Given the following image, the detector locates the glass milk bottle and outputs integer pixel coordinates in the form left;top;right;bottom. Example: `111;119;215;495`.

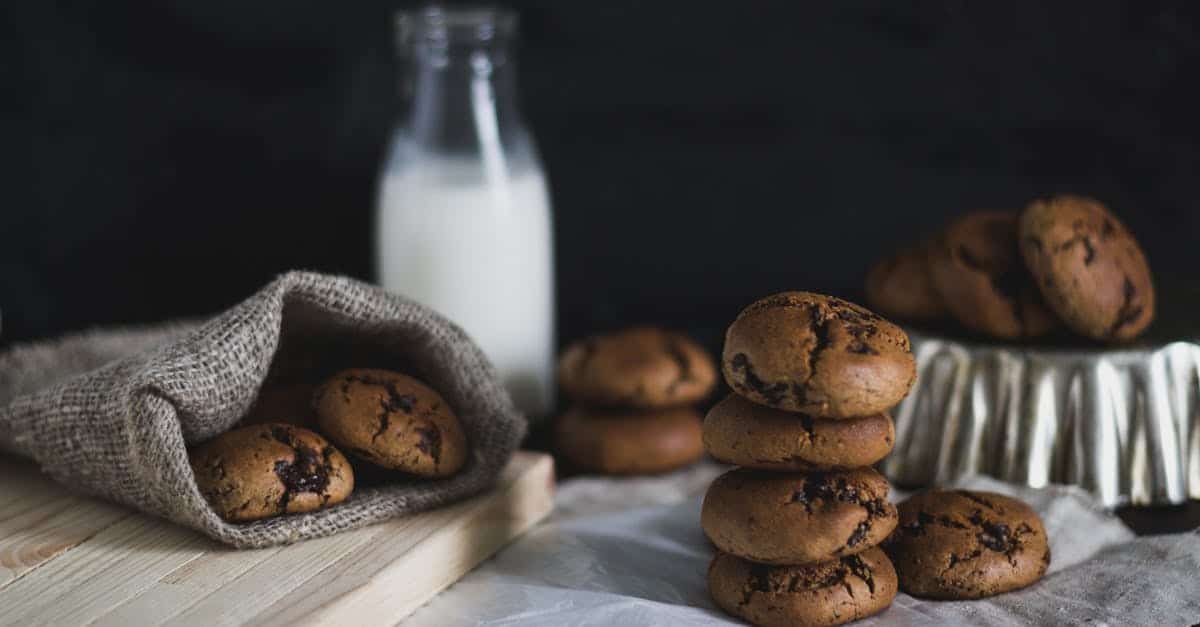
376;7;555;417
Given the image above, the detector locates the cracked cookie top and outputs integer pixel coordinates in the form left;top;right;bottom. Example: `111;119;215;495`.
1020;195;1154;342
702;394;894;471
189;423;354;523
707;547;898;627
721;291;915;418
558;326;717;409
701;467;899;565
884;489;1050;599
314;368;468;478
927;210;1058;340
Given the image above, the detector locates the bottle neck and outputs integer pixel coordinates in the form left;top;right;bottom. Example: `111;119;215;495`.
405;41;521;152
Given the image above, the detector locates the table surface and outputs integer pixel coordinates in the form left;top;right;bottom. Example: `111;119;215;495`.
527;420;1200;537
0;451;555;626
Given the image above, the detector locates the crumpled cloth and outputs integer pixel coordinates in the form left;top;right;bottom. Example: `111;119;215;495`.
412;462;1200;625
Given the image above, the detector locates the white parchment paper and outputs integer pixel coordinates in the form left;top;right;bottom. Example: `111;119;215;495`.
411;462;1200;626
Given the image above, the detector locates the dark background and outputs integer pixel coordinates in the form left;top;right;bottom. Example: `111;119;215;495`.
3;2;1200;350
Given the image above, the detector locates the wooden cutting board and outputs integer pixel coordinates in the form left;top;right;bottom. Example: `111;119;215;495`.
0;451;555;626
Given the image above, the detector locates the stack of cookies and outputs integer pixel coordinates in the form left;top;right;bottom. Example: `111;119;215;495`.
701;292;917;627
554;326;717;475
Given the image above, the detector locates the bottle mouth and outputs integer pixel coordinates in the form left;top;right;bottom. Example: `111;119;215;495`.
396;5;518;46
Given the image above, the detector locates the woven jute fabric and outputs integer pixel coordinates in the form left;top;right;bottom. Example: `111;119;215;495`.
0;271;527;548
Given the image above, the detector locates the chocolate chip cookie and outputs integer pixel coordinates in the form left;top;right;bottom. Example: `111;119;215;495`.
558;326;717;409
708;547;898;627
927;210;1058;339
865;243;948;322
554;405;704;475
313;369;468;478
884;490;1050;599
1019;195;1155;342
702;394;894;471
721;292;915;418
241;383;317;427
701;467;899;565
189;423;354;523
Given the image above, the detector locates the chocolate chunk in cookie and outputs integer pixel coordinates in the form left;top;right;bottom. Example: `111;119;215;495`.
558;326;717;408
189;423;354;523
865;242;948;322
701;467;898;565
554;405;704;475
314;369;468;478
884;489;1050;599
927;210;1058;339
1019;195;1154;342
703;394;894;471
708;548;898;627
721;292;915;418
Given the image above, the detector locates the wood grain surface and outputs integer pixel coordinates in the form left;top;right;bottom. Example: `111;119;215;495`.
0;451;555;626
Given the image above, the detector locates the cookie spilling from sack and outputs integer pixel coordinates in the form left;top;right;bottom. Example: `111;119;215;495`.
190;423;354;523
191;368;469;523
314;369;468;479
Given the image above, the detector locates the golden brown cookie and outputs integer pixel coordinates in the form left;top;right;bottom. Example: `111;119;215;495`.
1019;195;1154;342
189;423;354;523
927;210;1058;339
708;548;898;627
313;369;468;478
554;405;704;475
884;490;1050;599
701;467;898;565
702;394;894;471
865;243;948;322
558;326;717;409
241;383;317;427
721;292;915;418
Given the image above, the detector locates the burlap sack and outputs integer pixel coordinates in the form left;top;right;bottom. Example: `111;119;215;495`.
0;271;527;548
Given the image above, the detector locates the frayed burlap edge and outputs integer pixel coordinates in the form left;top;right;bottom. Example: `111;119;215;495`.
0;271;527;548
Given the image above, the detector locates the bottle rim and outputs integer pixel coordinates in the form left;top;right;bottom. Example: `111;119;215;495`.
396;5;518;45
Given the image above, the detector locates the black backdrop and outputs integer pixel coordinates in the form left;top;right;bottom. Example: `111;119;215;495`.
3;2;1199;350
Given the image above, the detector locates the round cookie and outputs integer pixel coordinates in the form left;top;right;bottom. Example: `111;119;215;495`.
865;243;948;322
241;383;317;427
884;490;1050;599
313;368;468;478
927;210;1057;339
708;548;898;627
558;326;717;408
701;467;898;565
721;292;915;418
554;405;704;475
1019;195;1154;342
189;423;354;523
703;394;894;471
